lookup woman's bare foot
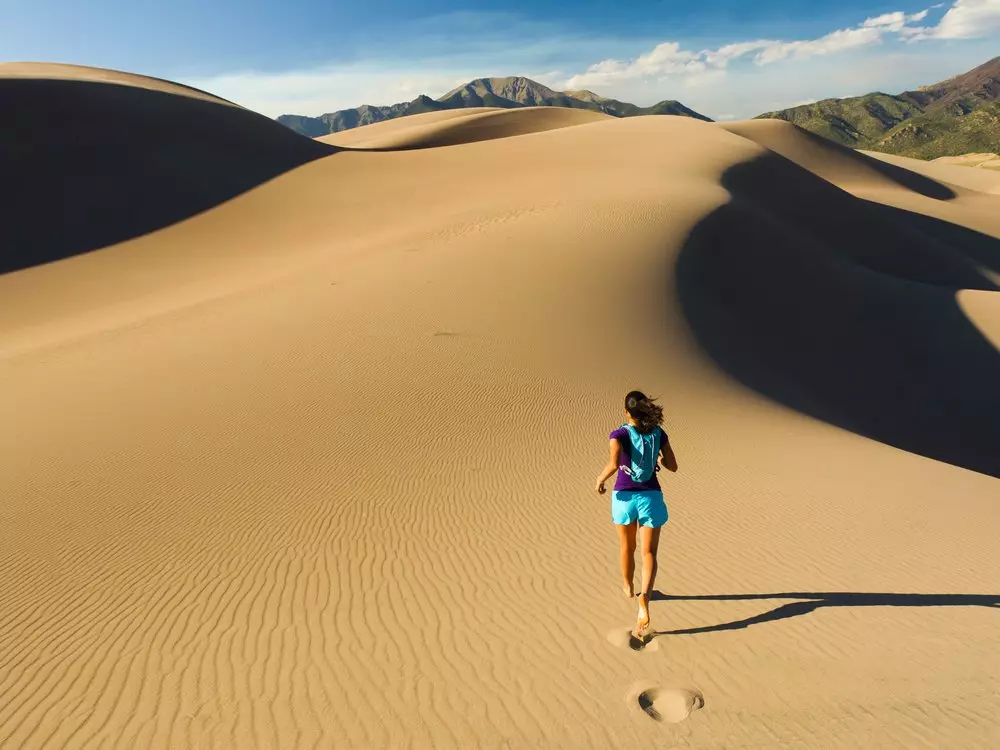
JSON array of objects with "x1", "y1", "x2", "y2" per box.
[
  {"x1": 634, "y1": 592, "x2": 651, "y2": 637},
  {"x1": 623, "y1": 581, "x2": 635, "y2": 599}
]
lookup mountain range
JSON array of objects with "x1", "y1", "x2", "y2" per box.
[
  {"x1": 277, "y1": 77, "x2": 712, "y2": 137},
  {"x1": 277, "y1": 57, "x2": 999, "y2": 160},
  {"x1": 756, "y1": 56, "x2": 1000, "y2": 160}
]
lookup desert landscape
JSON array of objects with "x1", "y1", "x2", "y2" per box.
[{"x1": 2, "y1": 61, "x2": 999, "y2": 749}]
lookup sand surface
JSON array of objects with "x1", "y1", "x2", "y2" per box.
[
  {"x1": 933, "y1": 152, "x2": 1000, "y2": 170},
  {"x1": 320, "y1": 107, "x2": 611, "y2": 149},
  {"x1": 3, "y1": 66, "x2": 1000, "y2": 749},
  {"x1": 865, "y1": 150, "x2": 1000, "y2": 194},
  {"x1": 934, "y1": 152, "x2": 998, "y2": 164}
]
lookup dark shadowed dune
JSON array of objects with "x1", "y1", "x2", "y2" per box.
[
  {"x1": 0, "y1": 74, "x2": 335, "y2": 275},
  {"x1": 676, "y1": 152, "x2": 1000, "y2": 477},
  {"x1": 721, "y1": 119, "x2": 958, "y2": 200}
]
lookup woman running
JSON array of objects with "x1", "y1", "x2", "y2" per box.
[{"x1": 595, "y1": 391, "x2": 678, "y2": 637}]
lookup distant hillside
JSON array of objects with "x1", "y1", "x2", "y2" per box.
[
  {"x1": 756, "y1": 56, "x2": 1000, "y2": 159},
  {"x1": 277, "y1": 76, "x2": 712, "y2": 136}
]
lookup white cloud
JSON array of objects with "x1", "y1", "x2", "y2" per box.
[
  {"x1": 922, "y1": 0, "x2": 1000, "y2": 38},
  {"x1": 703, "y1": 40, "x2": 778, "y2": 68},
  {"x1": 754, "y1": 25, "x2": 886, "y2": 64},
  {"x1": 564, "y1": 4, "x2": 948, "y2": 90},
  {"x1": 863, "y1": 10, "x2": 930, "y2": 31},
  {"x1": 553, "y1": 1, "x2": 997, "y2": 118},
  {"x1": 563, "y1": 42, "x2": 706, "y2": 89},
  {"x1": 678, "y1": 68, "x2": 728, "y2": 90}
]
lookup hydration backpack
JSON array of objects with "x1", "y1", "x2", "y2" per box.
[{"x1": 621, "y1": 424, "x2": 660, "y2": 483}]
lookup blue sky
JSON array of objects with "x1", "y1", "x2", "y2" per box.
[{"x1": 3, "y1": 0, "x2": 999, "y2": 119}]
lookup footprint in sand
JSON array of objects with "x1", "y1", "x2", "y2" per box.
[
  {"x1": 606, "y1": 628, "x2": 660, "y2": 652},
  {"x1": 626, "y1": 681, "x2": 704, "y2": 723}
]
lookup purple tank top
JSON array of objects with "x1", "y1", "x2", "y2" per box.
[{"x1": 609, "y1": 426, "x2": 668, "y2": 492}]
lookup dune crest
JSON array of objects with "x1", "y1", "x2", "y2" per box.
[
  {"x1": 0, "y1": 62, "x2": 237, "y2": 105},
  {"x1": 863, "y1": 150, "x2": 1000, "y2": 195},
  {"x1": 321, "y1": 106, "x2": 612, "y2": 149},
  {"x1": 0, "y1": 63, "x2": 334, "y2": 275},
  {"x1": 2, "y1": 68, "x2": 999, "y2": 749}
]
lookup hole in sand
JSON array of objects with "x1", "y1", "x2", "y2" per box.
[
  {"x1": 626, "y1": 682, "x2": 704, "y2": 723},
  {"x1": 606, "y1": 628, "x2": 659, "y2": 652}
]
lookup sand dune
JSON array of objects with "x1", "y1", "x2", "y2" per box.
[
  {"x1": 2, "y1": 66, "x2": 999, "y2": 749},
  {"x1": 321, "y1": 106, "x2": 611, "y2": 149},
  {"x1": 864, "y1": 149, "x2": 1000, "y2": 195},
  {"x1": 0, "y1": 63, "x2": 333, "y2": 274},
  {"x1": 934, "y1": 152, "x2": 1000, "y2": 169},
  {"x1": 317, "y1": 107, "x2": 501, "y2": 146},
  {"x1": 696, "y1": 121, "x2": 1000, "y2": 476},
  {"x1": 724, "y1": 120, "x2": 961, "y2": 199},
  {"x1": 0, "y1": 62, "x2": 236, "y2": 105},
  {"x1": 935, "y1": 152, "x2": 998, "y2": 162}
]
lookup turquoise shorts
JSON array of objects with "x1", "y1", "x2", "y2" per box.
[{"x1": 611, "y1": 490, "x2": 668, "y2": 528}]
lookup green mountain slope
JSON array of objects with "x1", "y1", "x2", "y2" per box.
[
  {"x1": 277, "y1": 76, "x2": 712, "y2": 136},
  {"x1": 755, "y1": 56, "x2": 1000, "y2": 159}
]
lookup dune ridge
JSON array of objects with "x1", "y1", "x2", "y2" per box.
[
  {"x1": 0, "y1": 63, "x2": 334, "y2": 275},
  {"x1": 321, "y1": 106, "x2": 612, "y2": 149},
  {"x1": 0, "y1": 62, "x2": 237, "y2": 105},
  {"x1": 2, "y1": 66, "x2": 999, "y2": 749},
  {"x1": 934, "y1": 152, "x2": 1000, "y2": 169},
  {"x1": 864, "y1": 149, "x2": 1000, "y2": 195}
]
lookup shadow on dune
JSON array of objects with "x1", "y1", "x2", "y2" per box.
[
  {"x1": 329, "y1": 107, "x2": 609, "y2": 151},
  {"x1": 676, "y1": 152, "x2": 1000, "y2": 478},
  {"x1": 878, "y1": 203, "x2": 1000, "y2": 276},
  {"x1": 646, "y1": 591, "x2": 1000, "y2": 635},
  {"x1": 791, "y1": 126, "x2": 958, "y2": 201},
  {"x1": 721, "y1": 121, "x2": 957, "y2": 201},
  {"x1": 0, "y1": 78, "x2": 336, "y2": 275}
]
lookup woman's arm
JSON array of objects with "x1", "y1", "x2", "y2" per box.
[
  {"x1": 595, "y1": 439, "x2": 621, "y2": 494},
  {"x1": 659, "y1": 436, "x2": 678, "y2": 473}
]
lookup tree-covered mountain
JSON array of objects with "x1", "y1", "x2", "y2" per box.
[
  {"x1": 755, "y1": 56, "x2": 1000, "y2": 159},
  {"x1": 277, "y1": 76, "x2": 712, "y2": 136}
]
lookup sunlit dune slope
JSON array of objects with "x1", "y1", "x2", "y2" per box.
[
  {"x1": 2, "y1": 67, "x2": 999, "y2": 749},
  {"x1": 321, "y1": 106, "x2": 611, "y2": 149},
  {"x1": 864, "y1": 149, "x2": 1000, "y2": 195},
  {"x1": 316, "y1": 107, "x2": 499, "y2": 146}
]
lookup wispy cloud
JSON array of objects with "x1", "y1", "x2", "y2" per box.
[
  {"x1": 563, "y1": 5, "x2": 968, "y2": 90},
  {"x1": 557, "y1": 42, "x2": 706, "y2": 90},
  {"x1": 864, "y1": 10, "x2": 930, "y2": 31},
  {"x1": 184, "y1": 0, "x2": 1000, "y2": 121},
  {"x1": 905, "y1": 0, "x2": 1000, "y2": 39}
]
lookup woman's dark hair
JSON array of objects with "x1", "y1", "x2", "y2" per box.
[{"x1": 625, "y1": 390, "x2": 664, "y2": 434}]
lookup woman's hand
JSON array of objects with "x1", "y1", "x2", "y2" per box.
[{"x1": 596, "y1": 438, "x2": 620, "y2": 495}]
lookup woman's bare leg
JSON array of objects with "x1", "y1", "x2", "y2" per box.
[
  {"x1": 636, "y1": 525, "x2": 661, "y2": 634},
  {"x1": 617, "y1": 522, "x2": 638, "y2": 598}
]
